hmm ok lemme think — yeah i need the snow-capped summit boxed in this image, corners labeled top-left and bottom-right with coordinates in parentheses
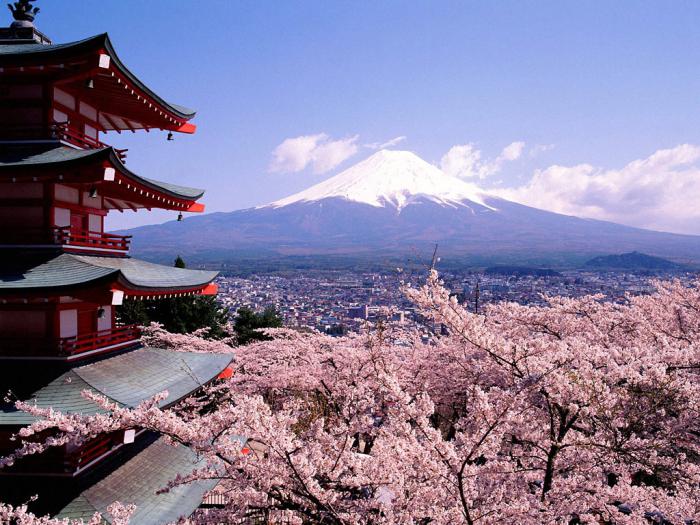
top-left (269, 149), bottom-right (495, 210)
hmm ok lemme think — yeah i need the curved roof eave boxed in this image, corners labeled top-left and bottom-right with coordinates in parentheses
top-left (0, 347), bottom-right (232, 426)
top-left (72, 255), bottom-right (219, 291)
top-left (0, 252), bottom-right (120, 293)
top-left (0, 253), bottom-right (218, 293)
top-left (56, 437), bottom-right (219, 524)
top-left (0, 33), bottom-right (196, 120)
top-left (0, 145), bottom-right (205, 201)
top-left (100, 34), bottom-right (196, 120)
top-left (106, 148), bottom-right (206, 200)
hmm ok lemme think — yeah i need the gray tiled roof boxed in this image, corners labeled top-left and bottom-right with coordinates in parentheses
top-left (0, 372), bottom-right (97, 425)
top-left (0, 252), bottom-right (118, 291)
top-left (77, 347), bottom-right (232, 408)
top-left (140, 176), bottom-right (205, 199)
top-left (0, 34), bottom-right (195, 119)
top-left (0, 145), bottom-right (205, 200)
top-left (72, 255), bottom-right (218, 290)
top-left (0, 35), bottom-right (106, 56)
top-left (0, 347), bottom-right (233, 426)
top-left (0, 253), bottom-right (217, 292)
top-left (0, 145), bottom-right (99, 165)
top-left (56, 437), bottom-right (218, 524)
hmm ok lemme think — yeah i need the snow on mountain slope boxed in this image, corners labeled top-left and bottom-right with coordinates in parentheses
top-left (268, 149), bottom-right (496, 210)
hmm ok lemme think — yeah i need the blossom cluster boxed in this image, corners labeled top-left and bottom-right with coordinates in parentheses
top-left (140, 322), bottom-right (235, 353)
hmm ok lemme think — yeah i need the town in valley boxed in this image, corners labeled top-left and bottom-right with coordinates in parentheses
top-left (216, 266), bottom-right (699, 335)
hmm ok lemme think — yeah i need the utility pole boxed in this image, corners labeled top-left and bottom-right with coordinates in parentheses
top-left (430, 244), bottom-right (439, 270)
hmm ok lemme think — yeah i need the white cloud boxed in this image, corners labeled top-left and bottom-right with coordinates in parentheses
top-left (365, 136), bottom-right (407, 150)
top-left (494, 144), bottom-right (700, 235)
top-left (529, 143), bottom-right (555, 158)
top-left (500, 141), bottom-right (525, 161)
top-left (269, 133), bottom-right (359, 174)
top-left (440, 143), bottom-right (484, 179)
top-left (440, 141), bottom-right (525, 180)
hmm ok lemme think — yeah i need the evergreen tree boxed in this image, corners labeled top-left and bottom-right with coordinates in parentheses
top-left (233, 306), bottom-right (283, 345)
top-left (115, 297), bottom-right (149, 326)
top-left (117, 256), bottom-right (229, 339)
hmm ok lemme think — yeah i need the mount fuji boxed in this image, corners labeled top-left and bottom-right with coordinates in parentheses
top-left (121, 150), bottom-right (700, 268)
top-left (269, 149), bottom-right (494, 211)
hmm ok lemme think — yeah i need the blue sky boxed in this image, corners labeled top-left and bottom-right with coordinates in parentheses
top-left (36, 1), bottom-right (700, 233)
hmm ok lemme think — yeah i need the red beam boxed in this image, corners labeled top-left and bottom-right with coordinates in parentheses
top-left (201, 283), bottom-right (218, 296)
top-left (177, 122), bottom-right (196, 134)
top-left (187, 202), bottom-right (205, 213)
top-left (115, 284), bottom-right (216, 298)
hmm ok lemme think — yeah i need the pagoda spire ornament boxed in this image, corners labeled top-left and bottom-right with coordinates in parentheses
top-left (8, 0), bottom-right (39, 26)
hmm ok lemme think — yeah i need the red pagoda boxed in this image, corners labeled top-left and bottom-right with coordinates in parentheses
top-left (0, 2), bottom-right (231, 522)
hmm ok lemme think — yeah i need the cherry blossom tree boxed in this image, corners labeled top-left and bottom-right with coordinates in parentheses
top-left (0, 502), bottom-right (134, 525)
top-left (2, 272), bottom-right (699, 524)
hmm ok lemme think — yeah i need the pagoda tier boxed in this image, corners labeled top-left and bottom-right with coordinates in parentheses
top-left (0, 33), bottom-right (196, 146)
top-left (0, 145), bottom-right (205, 254)
top-left (0, 346), bottom-right (232, 475)
top-left (56, 437), bottom-right (220, 525)
top-left (0, 251), bottom-right (218, 360)
top-left (0, 432), bottom-right (221, 522)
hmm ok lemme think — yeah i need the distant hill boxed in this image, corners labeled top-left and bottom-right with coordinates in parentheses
top-left (119, 150), bottom-right (700, 268)
top-left (484, 266), bottom-right (562, 277)
top-left (584, 252), bottom-right (686, 271)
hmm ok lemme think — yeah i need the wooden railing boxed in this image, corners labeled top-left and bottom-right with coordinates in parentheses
top-left (64, 434), bottom-right (118, 471)
top-left (2, 432), bottom-right (125, 475)
top-left (58, 325), bottom-right (141, 357)
top-left (0, 325), bottom-right (140, 358)
top-left (51, 122), bottom-right (128, 161)
top-left (53, 226), bottom-right (131, 253)
top-left (0, 122), bottom-right (128, 161)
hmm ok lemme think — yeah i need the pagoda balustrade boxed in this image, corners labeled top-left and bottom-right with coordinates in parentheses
top-left (1, 228), bottom-right (132, 253)
top-left (51, 122), bottom-right (128, 161)
top-left (0, 324), bottom-right (141, 358)
top-left (52, 226), bottom-right (131, 253)
top-left (0, 122), bottom-right (128, 161)
top-left (63, 433), bottom-right (119, 472)
top-left (5, 432), bottom-right (126, 475)
top-left (59, 324), bottom-right (141, 356)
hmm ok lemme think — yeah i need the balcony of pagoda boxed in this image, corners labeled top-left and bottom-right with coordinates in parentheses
top-left (0, 122), bottom-right (128, 162)
top-left (0, 430), bottom-right (140, 477)
top-left (1, 227), bottom-right (131, 256)
top-left (52, 122), bottom-right (128, 162)
top-left (0, 324), bottom-right (141, 361)
top-left (52, 226), bottom-right (131, 255)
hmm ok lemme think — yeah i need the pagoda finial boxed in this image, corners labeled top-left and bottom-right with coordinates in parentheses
top-left (8, 0), bottom-right (39, 27)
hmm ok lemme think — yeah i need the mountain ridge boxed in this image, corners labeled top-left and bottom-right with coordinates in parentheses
top-left (585, 252), bottom-right (687, 270)
top-left (118, 150), bottom-right (700, 268)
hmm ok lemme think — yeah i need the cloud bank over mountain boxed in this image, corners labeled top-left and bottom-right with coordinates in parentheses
top-left (495, 144), bottom-right (700, 235)
top-left (440, 141), bottom-right (525, 180)
top-left (268, 133), bottom-right (359, 174)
